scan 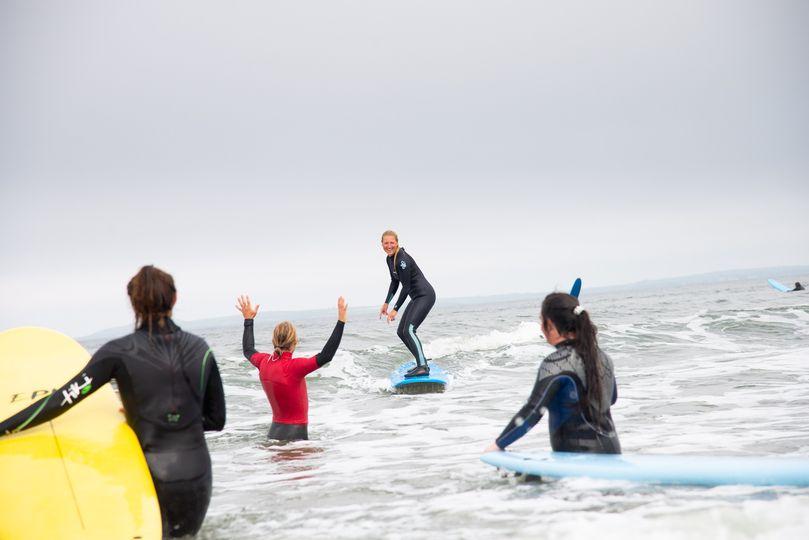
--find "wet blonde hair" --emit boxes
[273,321,298,353]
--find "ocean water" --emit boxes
[100,279,809,539]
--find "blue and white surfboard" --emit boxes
[390,361,448,394]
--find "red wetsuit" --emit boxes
[242,319,344,439]
[248,351,318,424]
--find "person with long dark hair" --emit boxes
[0,265,226,537]
[379,230,436,378]
[237,294,347,441]
[486,292,620,454]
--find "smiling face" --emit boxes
[382,234,399,256]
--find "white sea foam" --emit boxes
[199,280,809,539]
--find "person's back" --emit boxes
[489,292,620,455]
[250,350,316,425]
[539,344,619,453]
[793,282,805,291]
[97,321,223,463]
[0,266,226,538]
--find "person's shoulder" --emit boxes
[89,332,137,364]
[98,331,138,352]
[177,330,212,354]
[543,345,573,363]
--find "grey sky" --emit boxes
[2,0,808,336]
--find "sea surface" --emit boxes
[88,278,809,539]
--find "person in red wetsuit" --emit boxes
[236,294,347,441]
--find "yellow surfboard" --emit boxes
[0,327,162,540]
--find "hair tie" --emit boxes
[573,305,585,316]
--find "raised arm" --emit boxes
[0,348,117,435]
[291,297,348,378]
[236,295,262,365]
[316,297,348,367]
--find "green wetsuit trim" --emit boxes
[200,348,213,393]
[15,393,53,432]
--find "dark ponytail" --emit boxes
[541,292,602,423]
[127,265,176,331]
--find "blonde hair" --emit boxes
[273,321,298,353]
[381,230,401,267]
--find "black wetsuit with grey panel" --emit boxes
[0,319,226,537]
[496,342,620,454]
[385,248,436,367]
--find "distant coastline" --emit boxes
[80,264,808,342]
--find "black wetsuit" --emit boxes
[385,248,436,367]
[496,342,620,454]
[793,283,805,291]
[0,319,226,537]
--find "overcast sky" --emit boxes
[1,0,808,337]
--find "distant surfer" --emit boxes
[0,265,226,537]
[793,282,805,291]
[486,293,621,454]
[237,294,346,441]
[379,230,436,378]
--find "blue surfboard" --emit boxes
[768,278,790,293]
[390,361,447,394]
[481,451,809,487]
[570,278,582,298]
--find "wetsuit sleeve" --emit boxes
[385,260,399,304]
[243,319,257,360]
[393,256,412,311]
[242,319,270,368]
[611,377,618,405]
[495,373,568,450]
[315,321,345,367]
[202,358,226,431]
[0,347,118,435]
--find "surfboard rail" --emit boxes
[481,450,809,487]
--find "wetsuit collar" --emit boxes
[273,351,294,361]
[555,339,576,349]
[137,317,181,334]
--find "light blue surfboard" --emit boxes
[390,361,447,394]
[768,278,790,293]
[481,451,809,487]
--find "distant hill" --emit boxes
[595,265,809,292]
[79,264,807,341]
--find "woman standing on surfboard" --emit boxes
[237,294,347,441]
[379,230,436,378]
[0,265,226,537]
[486,293,621,454]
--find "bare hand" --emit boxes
[379,303,388,319]
[484,442,502,453]
[387,309,397,323]
[235,294,260,319]
[337,296,348,322]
